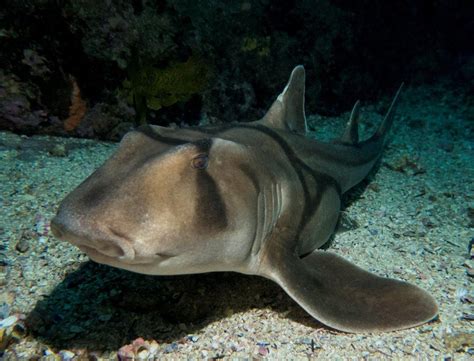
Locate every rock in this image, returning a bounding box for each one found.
[464,259,474,269]
[337,212,359,232]
[117,344,134,360]
[58,350,75,361]
[137,348,149,360]
[0,303,10,320]
[15,238,30,253]
[258,345,269,356]
[188,335,199,342]
[444,332,474,352]
[49,143,68,157]
[164,343,178,353]
[0,328,8,351]
[148,340,159,354]
[460,313,474,321]
[0,315,18,329]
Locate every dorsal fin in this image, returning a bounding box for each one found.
[340,100,361,145]
[260,65,307,134]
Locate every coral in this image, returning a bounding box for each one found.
[65,1,137,69]
[1,0,472,137]
[74,98,135,140]
[65,1,181,69]
[63,77,87,132]
[0,72,41,132]
[21,49,51,77]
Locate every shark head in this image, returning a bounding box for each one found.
[51,127,263,275]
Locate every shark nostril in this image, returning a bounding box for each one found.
[98,244,125,258]
[105,227,135,261]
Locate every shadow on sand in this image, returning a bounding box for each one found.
[26,261,323,352]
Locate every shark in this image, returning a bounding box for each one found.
[51,66,438,333]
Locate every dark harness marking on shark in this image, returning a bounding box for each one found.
[233,124,340,247]
[191,138,228,233]
[237,163,260,194]
[137,125,189,145]
[198,122,341,256]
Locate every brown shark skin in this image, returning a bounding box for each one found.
[51,66,438,333]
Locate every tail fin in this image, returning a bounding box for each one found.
[371,83,404,143]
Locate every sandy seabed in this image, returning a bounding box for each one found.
[0,81,473,359]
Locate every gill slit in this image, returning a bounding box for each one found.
[251,182,283,256]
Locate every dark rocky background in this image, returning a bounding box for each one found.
[1,0,473,140]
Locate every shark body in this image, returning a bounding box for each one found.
[52,66,438,332]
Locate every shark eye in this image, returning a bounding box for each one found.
[192,154,209,169]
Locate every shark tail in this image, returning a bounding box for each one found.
[370,83,404,143]
[340,83,404,146]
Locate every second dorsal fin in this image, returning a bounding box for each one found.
[260,65,307,134]
[339,83,404,146]
[340,100,361,145]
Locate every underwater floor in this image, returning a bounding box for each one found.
[1,81,473,359]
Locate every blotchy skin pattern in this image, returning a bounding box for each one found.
[51,66,438,333]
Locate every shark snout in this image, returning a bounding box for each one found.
[51,213,136,261]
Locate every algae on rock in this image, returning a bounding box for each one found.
[123,57,210,125]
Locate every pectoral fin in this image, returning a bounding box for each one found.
[266,250,438,332]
